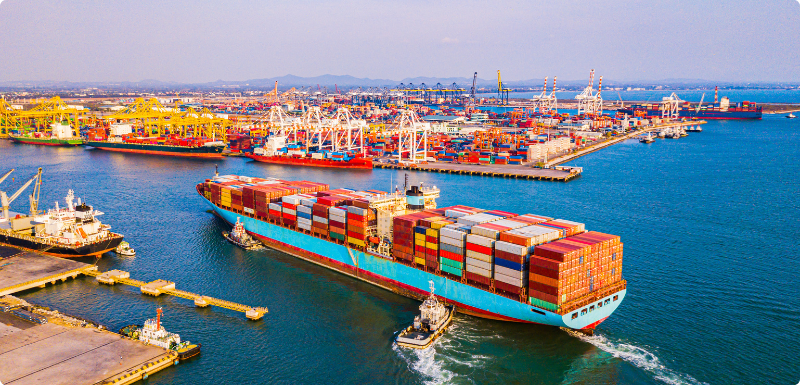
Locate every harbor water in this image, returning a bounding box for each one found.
[0,114,797,384]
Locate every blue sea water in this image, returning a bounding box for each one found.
[0,113,798,385]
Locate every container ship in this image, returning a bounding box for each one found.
[247,136,372,169]
[618,93,762,120]
[1,169,123,258]
[197,174,626,332]
[9,123,84,146]
[85,123,225,159]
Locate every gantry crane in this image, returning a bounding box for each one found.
[1,168,42,220]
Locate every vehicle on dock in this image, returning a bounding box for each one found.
[0,168,124,258]
[396,281,454,349]
[223,217,262,250]
[9,122,84,147]
[120,308,201,361]
[115,241,136,256]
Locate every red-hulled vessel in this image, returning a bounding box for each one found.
[246,153,373,169]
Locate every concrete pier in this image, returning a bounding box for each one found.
[0,307,177,385]
[374,161,581,182]
[0,249,93,297]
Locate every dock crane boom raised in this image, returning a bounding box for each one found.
[0,169,13,185]
[0,168,42,220]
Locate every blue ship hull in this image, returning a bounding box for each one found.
[204,197,626,331]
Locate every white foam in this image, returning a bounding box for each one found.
[569,331,709,385]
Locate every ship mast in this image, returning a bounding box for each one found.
[29,167,43,216]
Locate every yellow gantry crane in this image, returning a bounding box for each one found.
[1,97,86,138]
[104,98,233,140]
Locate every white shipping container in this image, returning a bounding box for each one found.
[466,234,495,248]
[492,219,528,229]
[282,208,296,216]
[494,265,527,280]
[440,235,465,248]
[465,264,492,278]
[313,215,328,224]
[282,195,302,205]
[466,257,492,271]
[297,217,312,225]
[495,241,527,256]
[268,203,282,211]
[440,227,467,241]
[243,208,255,215]
[465,249,493,263]
[471,226,504,240]
[494,270,526,287]
[300,198,317,207]
[298,205,312,214]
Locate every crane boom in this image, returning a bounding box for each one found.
[1,168,42,220]
[0,169,13,185]
[696,93,705,113]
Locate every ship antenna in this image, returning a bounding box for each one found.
[429,280,435,296]
[214,164,219,177]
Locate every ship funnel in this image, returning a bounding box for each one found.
[406,185,424,210]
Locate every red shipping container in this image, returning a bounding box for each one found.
[495,280,522,294]
[529,289,559,304]
[466,242,492,255]
[464,271,491,286]
[439,249,464,262]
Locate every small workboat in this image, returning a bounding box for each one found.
[115,241,136,256]
[223,217,262,250]
[396,281,454,350]
[639,132,655,143]
[120,308,201,360]
[788,113,796,119]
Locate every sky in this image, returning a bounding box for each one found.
[0,0,799,83]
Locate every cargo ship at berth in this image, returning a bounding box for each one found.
[9,123,84,146]
[246,138,373,169]
[197,174,626,333]
[85,123,225,159]
[618,90,762,120]
[1,169,123,258]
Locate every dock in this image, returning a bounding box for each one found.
[0,296,178,385]
[545,120,707,167]
[0,246,267,320]
[374,161,582,182]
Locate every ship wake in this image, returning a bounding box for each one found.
[568,331,708,385]
[393,321,493,385]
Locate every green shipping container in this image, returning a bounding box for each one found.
[440,264,463,277]
[529,297,560,312]
[330,232,346,241]
[439,257,463,270]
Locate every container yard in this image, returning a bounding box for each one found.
[198,173,627,332]
[0,76,710,178]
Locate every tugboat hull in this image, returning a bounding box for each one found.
[396,306,455,350]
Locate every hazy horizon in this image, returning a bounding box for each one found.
[1,0,799,83]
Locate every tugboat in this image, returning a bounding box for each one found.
[686,125,703,132]
[788,113,796,119]
[639,132,655,143]
[396,281,454,349]
[120,308,201,360]
[0,168,123,257]
[115,241,136,256]
[223,217,262,250]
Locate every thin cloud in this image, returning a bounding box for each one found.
[441,37,459,44]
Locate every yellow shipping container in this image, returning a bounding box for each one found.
[348,237,365,247]
[414,257,426,265]
[415,233,426,241]
[425,242,438,250]
[415,239,426,246]
[425,228,439,237]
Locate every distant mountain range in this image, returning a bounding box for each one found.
[0,75,796,90]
